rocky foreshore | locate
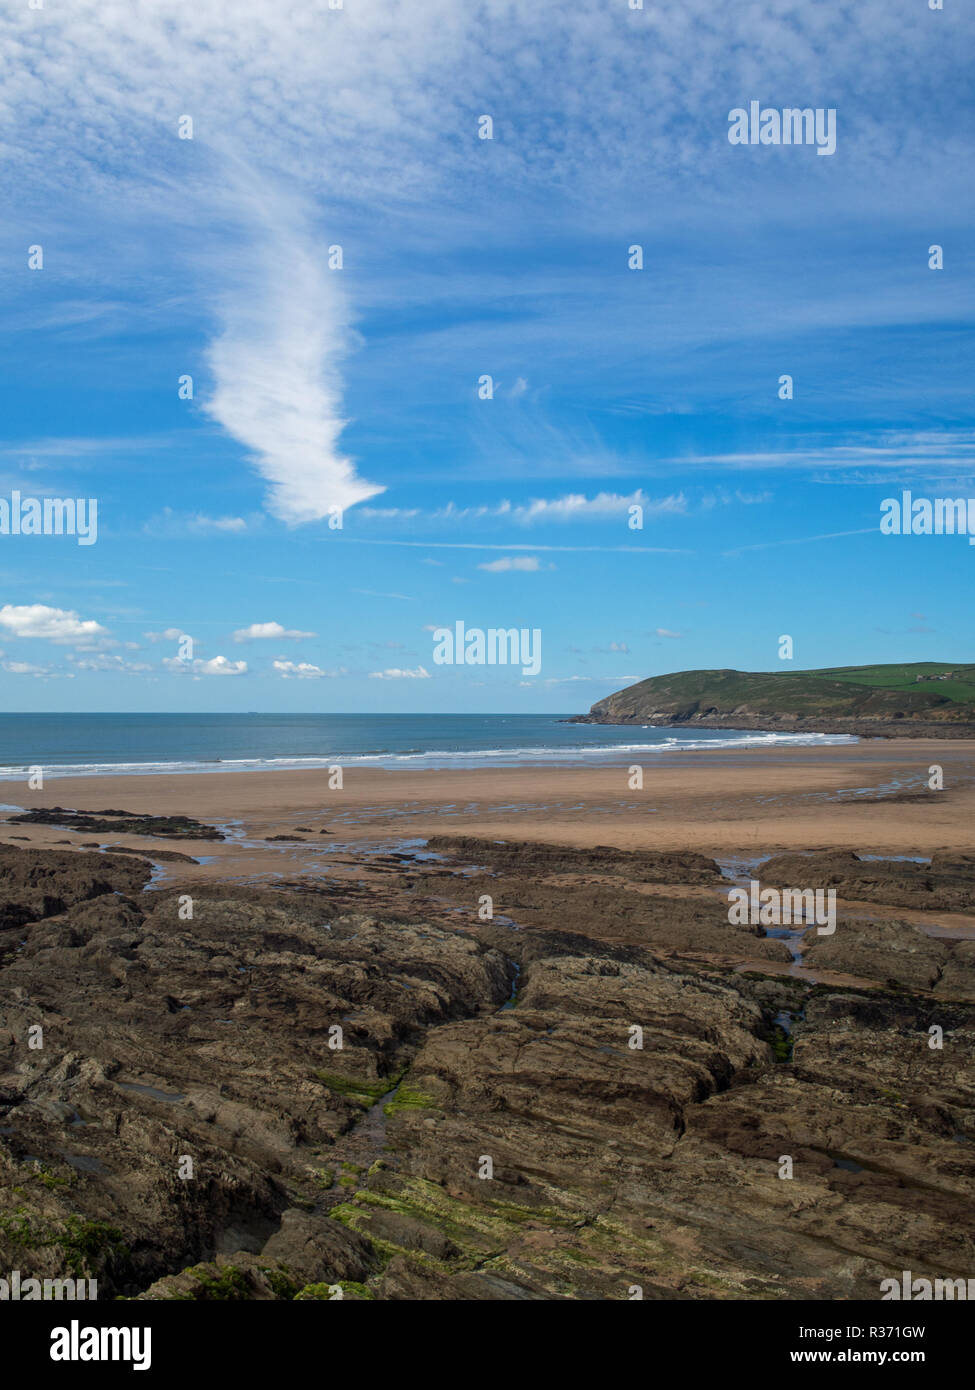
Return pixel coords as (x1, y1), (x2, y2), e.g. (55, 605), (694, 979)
(1, 838), (973, 1300)
(8, 808), (224, 840)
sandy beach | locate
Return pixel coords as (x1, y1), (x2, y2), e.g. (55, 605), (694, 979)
(5, 740), (974, 877)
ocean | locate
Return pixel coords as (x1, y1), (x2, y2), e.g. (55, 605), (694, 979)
(0, 713), (856, 778)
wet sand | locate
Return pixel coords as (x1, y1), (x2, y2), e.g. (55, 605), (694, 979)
(3, 741), (974, 883)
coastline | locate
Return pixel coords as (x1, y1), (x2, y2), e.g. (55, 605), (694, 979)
(568, 713), (975, 739)
(4, 739), (974, 865)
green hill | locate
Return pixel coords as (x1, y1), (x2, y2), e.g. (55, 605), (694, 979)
(806, 663), (975, 705)
(573, 663), (975, 736)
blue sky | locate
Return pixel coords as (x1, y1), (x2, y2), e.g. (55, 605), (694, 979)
(0, 0), (972, 712)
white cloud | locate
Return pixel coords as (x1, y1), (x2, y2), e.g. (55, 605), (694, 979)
(69, 636), (123, 653)
(203, 199), (384, 524)
(144, 628), (187, 642)
(509, 491), (686, 525)
(655, 629), (683, 639)
(477, 556), (542, 573)
(272, 660), (344, 679)
(69, 653), (153, 674)
(189, 514), (248, 532)
(364, 492), (687, 527)
(163, 655), (247, 676)
(2, 2), (960, 533)
(233, 621), (317, 643)
(0, 4), (481, 526)
(0, 604), (107, 643)
(143, 508), (259, 539)
(541, 674), (640, 685)
(3, 660), (53, 676)
(6, 2), (952, 217)
(368, 666), (431, 680)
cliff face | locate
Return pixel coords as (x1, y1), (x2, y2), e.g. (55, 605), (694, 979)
(571, 667), (975, 737)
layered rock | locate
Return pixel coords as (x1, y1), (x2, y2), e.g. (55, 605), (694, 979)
(760, 848), (975, 913)
(7, 807), (223, 841)
(0, 845), (150, 934)
(1, 840), (973, 1300)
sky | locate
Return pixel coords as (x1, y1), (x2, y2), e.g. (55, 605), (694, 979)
(0, 0), (972, 713)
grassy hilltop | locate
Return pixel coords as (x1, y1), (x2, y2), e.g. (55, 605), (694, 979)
(574, 662), (975, 736)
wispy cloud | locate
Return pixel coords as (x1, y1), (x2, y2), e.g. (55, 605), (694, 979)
(68, 653), (153, 674)
(339, 540), (689, 556)
(533, 674), (640, 686)
(722, 528), (875, 557)
(368, 666), (431, 680)
(352, 588), (415, 600)
(477, 556), (545, 573)
(189, 514), (248, 533)
(675, 434), (975, 478)
(360, 491), (686, 526)
(2, 660), (64, 678)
